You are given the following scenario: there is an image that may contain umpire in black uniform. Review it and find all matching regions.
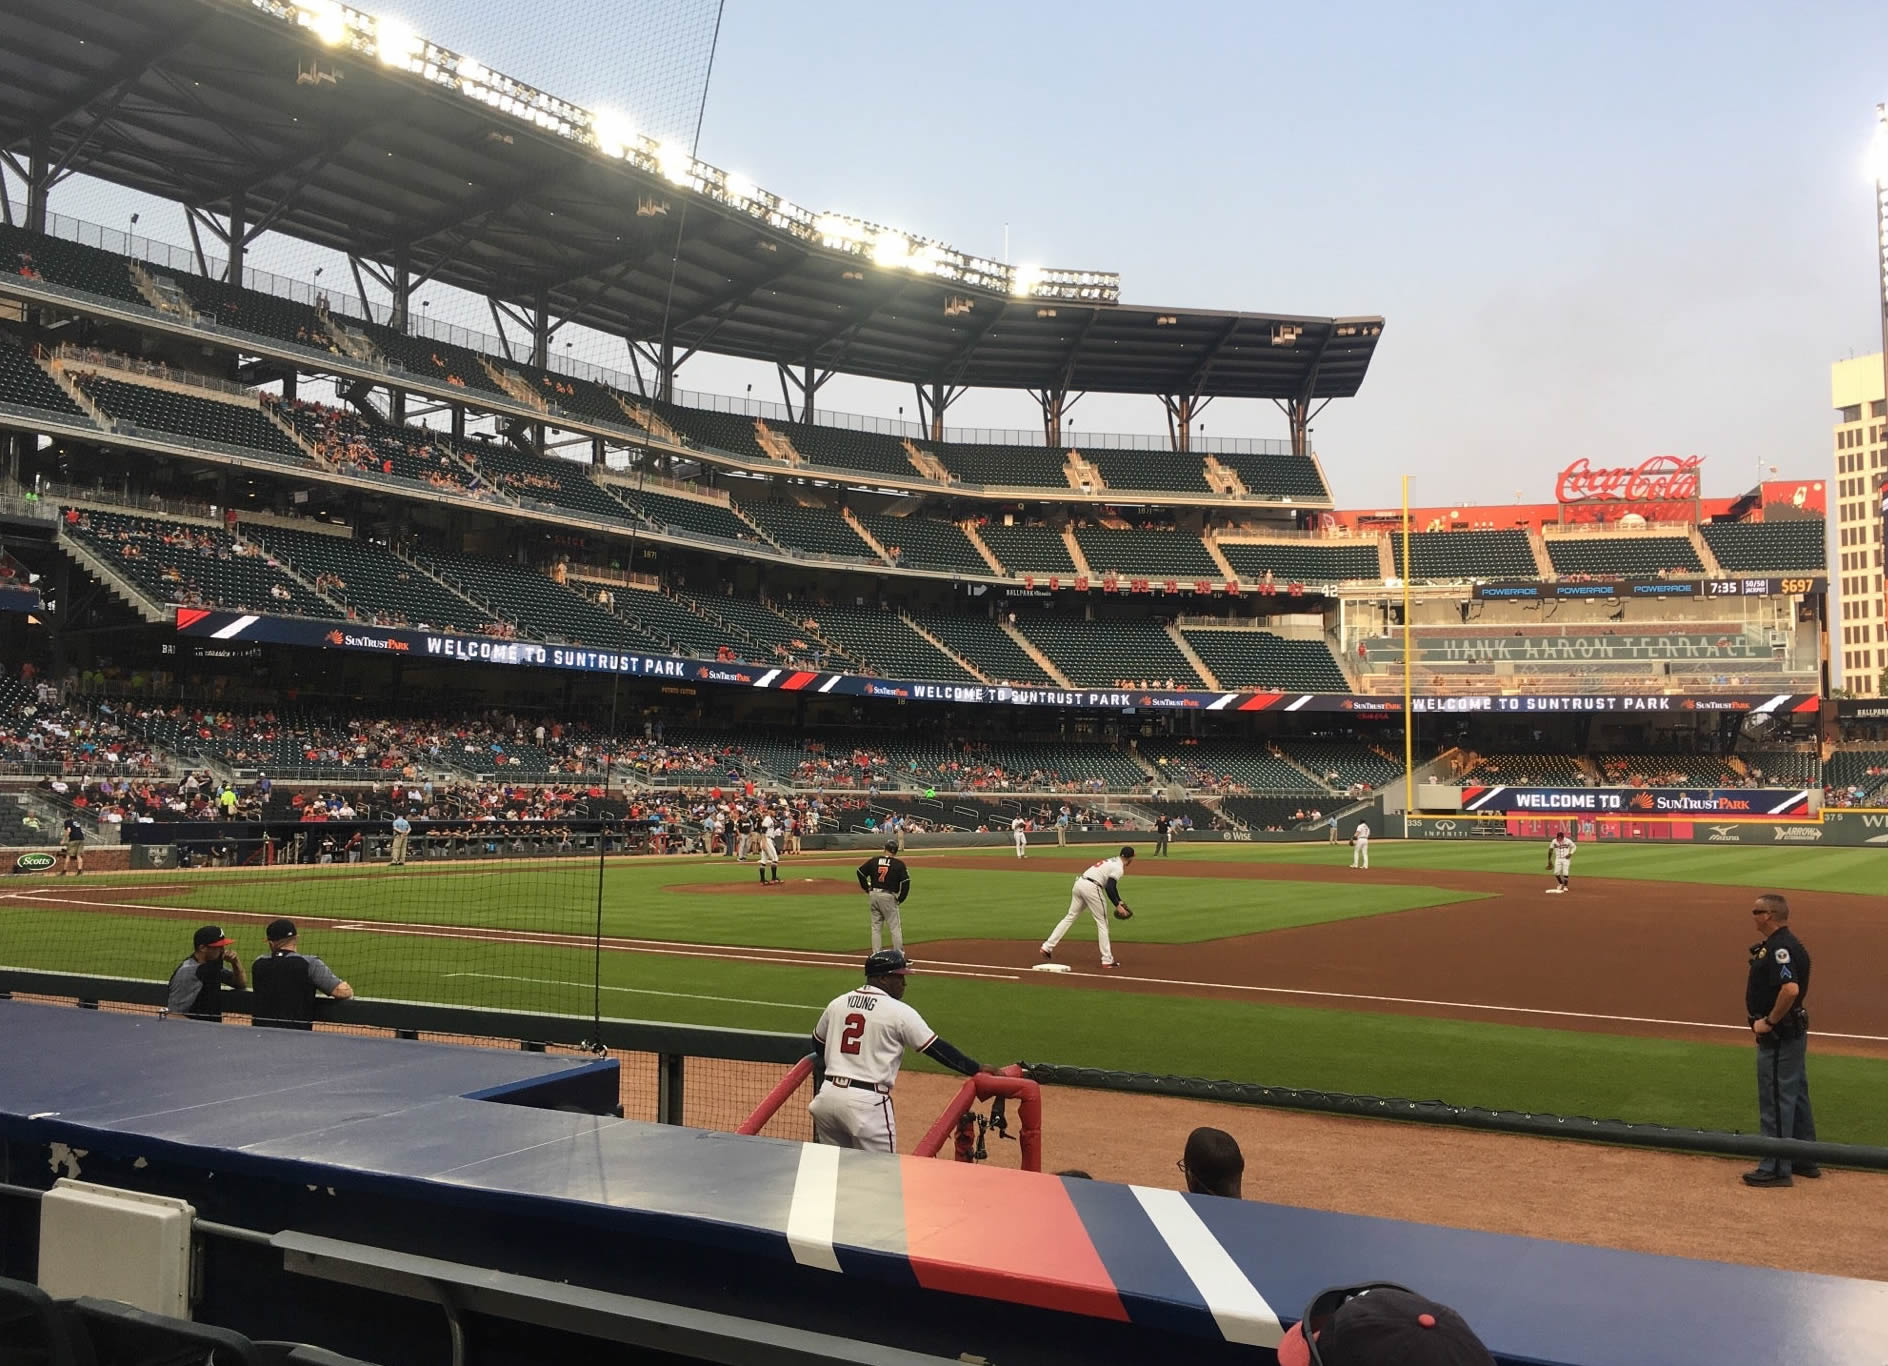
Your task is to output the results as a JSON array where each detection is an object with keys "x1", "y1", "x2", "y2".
[{"x1": 1743, "y1": 893, "x2": 1817, "y2": 1187}]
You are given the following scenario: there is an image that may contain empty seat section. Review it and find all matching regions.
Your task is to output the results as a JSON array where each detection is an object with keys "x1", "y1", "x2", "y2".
[
  {"x1": 1701, "y1": 520, "x2": 1827, "y2": 572},
  {"x1": 1279, "y1": 741, "x2": 1401, "y2": 789},
  {"x1": 937, "y1": 442, "x2": 1069, "y2": 488},
  {"x1": 618, "y1": 487, "x2": 759, "y2": 543},
  {"x1": 1019, "y1": 618, "x2": 1205, "y2": 687},
  {"x1": 74, "y1": 374, "x2": 309, "y2": 463},
  {"x1": 1221, "y1": 540, "x2": 1380, "y2": 584},
  {"x1": 1140, "y1": 739, "x2": 1324, "y2": 793},
  {"x1": 906, "y1": 611, "x2": 1052, "y2": 685},
  {"x1": 1220, "y1": 796, "x2": 1330, "y2": 828},
  {"x1": 979, "y1": 524, "x2": 1077, "y2": 575},
  {"x1": 0, "y1": 224, "x2": 144, "y2": 305},
  {"x1": 0, "y1": 343, "x2": 85, "y2": 418},
  {"x1": 1074, "y1": 528, "x2": 1220, "y2": 580},
  {"x1": 1825, "y1": 750, "x2": 1888, "y2": 804},
  {"x1": 1595, "y1": 753, "x2": 1740, "y2": 785},
  {"x1": 1085, "y1": 448, "x2": 1211, "y2": 494},
  {"x1": 518, "y1": 366, "x2": 641, "y2": 429},
  {"x1": 245, "y1": 526, "x2": 496, "y2": 633},
  {"x1": 855, "y1": 513, "x2": 989, "y2": 574},
  {"x1": 740, "y1": 501, "x2": 877, "y2": 559},
  {"x1": 1736, "y1": 751, "x2": 1818, "y2": 785},
  {"x1": 417, "y1": 549, "x2": 652, "y2": 649},
  {"x1": 1392, "y1": 530, "x2": 1537, "y2": 580},
  {"x1": 1181, "y1": 630, "x2": 1350, "y2": 692},
  {"x1": 465, "y1": 442, "x2": 630, "y2": 521},
  {"x1": 647, "y1": 402, "x2": 767, "y2": 456},
  {"x1": 679, "y1": 592, "x2": 841, "y2": 663},
  {"x1": 1463, "y1": 752, "x2": 1588, "y2": 784},
  {"x1": 360, "y1": 323, "x2": 509, "y2": 398},
  {"x1": 776, "y1": 421, "x2": 917, "y2": 479},
  {"x1": 801, "y1": 606, "x2": 977, "y2": 681},
  {"x1": 63, "y1": 509, "x2": 335, "y2": 617},
  {"x1": 611, "y1": 587, "x2": 744, "y2": 659},
  {"x1": 1217, "y1": 452, "x2": 1329, "y2": 500},
  {"x1": 170, "y1": 273, "x2": 329, "y2": 347},
  {"x1": 1545, "y1": 536, "x2": 1703, "y2": 576}
]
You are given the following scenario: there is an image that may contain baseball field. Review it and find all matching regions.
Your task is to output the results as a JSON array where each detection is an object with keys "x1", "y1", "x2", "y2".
[{"x1": 4, "y1": 839, "x2": 1886, "y2": 1142}]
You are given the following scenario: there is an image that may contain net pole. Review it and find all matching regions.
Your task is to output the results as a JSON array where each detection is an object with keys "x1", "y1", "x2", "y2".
[
  {"x1": 1402, "y1": 475, "x2": 1414, "y2": 815},
  {"x1": 591, "y1": 671, "x2": 622, "y2": 1045}
]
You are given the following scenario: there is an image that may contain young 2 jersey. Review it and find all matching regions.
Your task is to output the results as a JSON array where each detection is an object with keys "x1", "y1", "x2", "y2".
[{"x1": 814, "y1": 984, "x2": 935, "y2": 1087}]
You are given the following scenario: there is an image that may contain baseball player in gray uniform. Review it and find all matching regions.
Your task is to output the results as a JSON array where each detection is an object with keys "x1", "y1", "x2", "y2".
[{"x1": 855, "y1": 840, "x2": 911, "y2": 952}]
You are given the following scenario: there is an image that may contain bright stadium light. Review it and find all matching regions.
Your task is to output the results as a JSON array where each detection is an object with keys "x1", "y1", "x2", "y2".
[
  {"x1": 724, "y1": 173, "x2": 756, "y2": 205},
  {"x1": 375, "y1": 16, "x2": 417, "y2": 67},
  {"x1": 871, "y1": 230, "x2": 913, "y2": 269},
  {"x1": 298, "y1": 0, "x2": 347, "y2": 46},
  {"x1": 592, "y1": 110, "x2": 635, "y2": 160},
  {"x1": 655, "y1": 140, "x2": 692, "y2": 186},
  {"x1": 1011, "y1": 264, "x2": 1044, "y2": 297},
  {"x1": 458, "y1": 56, "x2": 486, "y2": 88}
]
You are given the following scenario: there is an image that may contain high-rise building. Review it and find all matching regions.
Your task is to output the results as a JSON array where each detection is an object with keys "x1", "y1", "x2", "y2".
[{"x1": 1831, "y1": 356, "x2": 1886, "y2": 695}]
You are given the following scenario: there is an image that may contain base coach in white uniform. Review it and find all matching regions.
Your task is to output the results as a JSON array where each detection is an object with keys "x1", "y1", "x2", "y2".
[
  {"x1": 808, "y1": 949, "x2": 990, "y2": 1151},
  {"x1": 1040, "y1": 846, "x2": 1134, "y2": 969},
  {"x1": 1011, "y1": 816, "x2": 1029, "y2": 859}
]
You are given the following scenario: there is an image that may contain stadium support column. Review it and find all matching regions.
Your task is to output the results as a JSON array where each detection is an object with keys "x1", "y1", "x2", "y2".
[
  {"x1": 1161, "y1": 394, "x2": 1212, "y2": 453},
  {"x1": 225, "y1": 191, "x2": 246, "y2": 289},
  {"x1": 778, "y1": 363, "x2": 832, "y2": 423},
  {"x1": 1030, "y1": 388, "x2": 1082, "y2": 447},
  {"x1": 23, "y1": 136, "x2": 50, "y2": 234},
  {"x1": 914, "y1": 382, "x2": 962, "y2": 443}
]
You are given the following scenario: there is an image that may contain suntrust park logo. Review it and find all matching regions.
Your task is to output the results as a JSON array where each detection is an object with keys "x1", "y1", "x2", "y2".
[{"x1": 326, "y1": 628, "x2": 410, "y2": 653}]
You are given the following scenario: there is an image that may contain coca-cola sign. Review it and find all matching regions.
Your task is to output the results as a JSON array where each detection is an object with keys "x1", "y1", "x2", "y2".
[{"x1": 1556, "y1": 455, "x2": 1703, "y2": 505}]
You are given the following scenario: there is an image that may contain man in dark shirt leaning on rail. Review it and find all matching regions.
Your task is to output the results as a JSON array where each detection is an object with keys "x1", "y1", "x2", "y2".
[{"x1": 251, "y1": 918, "x2": 354, "y2": 1030}]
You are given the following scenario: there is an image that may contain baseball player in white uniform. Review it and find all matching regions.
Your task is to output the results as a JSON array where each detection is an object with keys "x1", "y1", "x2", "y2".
[
  {"x1": 1040, "y1": 846, "x2": 1135, "y2": 969},
  {"x1": 1351, "y1": 822, "x2": 1370, "y2": 870},
  {"x1": 1546, "y1": 830, "x2": 1575, "y2": 894},
  {"x1": 808, "y1": 949, "x2": 990, "y2": 1151},
  {"x1": 757, "y1": 811, "x2": 782, "y2": 885},
  {"x1": 1011, "y1": 816, "x2": 1028, "y2": 859}
]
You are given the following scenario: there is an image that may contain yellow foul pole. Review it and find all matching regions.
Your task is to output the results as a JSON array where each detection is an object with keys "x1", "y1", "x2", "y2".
[{"x1": 1402, "y1": 476, "x2": 1414, "y2": 815}]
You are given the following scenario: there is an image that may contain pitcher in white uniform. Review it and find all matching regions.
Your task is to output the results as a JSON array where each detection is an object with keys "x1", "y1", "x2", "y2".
[
  {"x1": 1040, "y1": 846, "x2": 1135, "y2": 969},
  {"x1": 1351, "y1": 822, "x2": 1370, "y2": 870},
  {"x1": 807, "y1": 949, "x2": 990, "y2": 1151},
  {"x1": 1011, "y1": 816, "x2": 1029, "y2": 859}
]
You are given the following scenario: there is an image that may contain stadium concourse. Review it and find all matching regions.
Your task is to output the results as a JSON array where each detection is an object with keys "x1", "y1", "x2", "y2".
[{"x1": 0, "y1": 3, "x2": 1878, "y2": 1362}]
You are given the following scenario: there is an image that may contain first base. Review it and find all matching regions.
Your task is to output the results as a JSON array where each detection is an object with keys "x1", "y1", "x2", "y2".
[{"x1": 1031, "y1": 963, "x2": 1073, "y2": 974}]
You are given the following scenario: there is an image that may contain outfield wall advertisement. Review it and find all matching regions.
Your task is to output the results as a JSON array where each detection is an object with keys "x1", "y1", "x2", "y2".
[
  {"x1": 1459, "y1": 786, "x2": 1814, "y2": 818},
  {"x1": 1409, "y1": 810, "x2": 1888, "y2": 845},
  {"x1": 174, "y1": 608, "x2": 1820, "y2": 718}
]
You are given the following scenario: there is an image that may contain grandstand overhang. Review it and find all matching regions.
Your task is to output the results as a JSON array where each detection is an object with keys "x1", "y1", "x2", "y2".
[{"x1": 0, "y1": 0, "x2": 1382, "y2": 416}]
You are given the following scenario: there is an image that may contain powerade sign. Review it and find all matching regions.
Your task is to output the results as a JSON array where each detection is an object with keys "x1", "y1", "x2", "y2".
[
  {"x1": 1461, "y1": 786, "x2": 1813, "y2": 818},
  {"x1": 1473, "y1": 577, "x2": 1825, "y2": 601},
  {"x1": 12, "y1": 852, "x2": 55, "y2": 873}
]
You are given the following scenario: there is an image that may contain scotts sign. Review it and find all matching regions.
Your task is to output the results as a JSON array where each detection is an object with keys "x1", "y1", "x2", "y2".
[
  {"x1": 12, "y1": 852, "x2": 55, "y2": 873},
  {"x1": 1556, "y1": 455, "x2": 1704, "y2": 505}
]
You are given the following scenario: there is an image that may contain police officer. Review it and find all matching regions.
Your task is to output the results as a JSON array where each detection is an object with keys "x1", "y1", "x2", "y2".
[{"x1": 1743, "y1": 893, "x2": 1818, "y2": 1187}]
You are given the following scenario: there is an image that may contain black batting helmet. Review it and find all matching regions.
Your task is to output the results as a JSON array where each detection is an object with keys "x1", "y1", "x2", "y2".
[{"x1": 863, "y1": 949, "x2": 911, "y2": 978}]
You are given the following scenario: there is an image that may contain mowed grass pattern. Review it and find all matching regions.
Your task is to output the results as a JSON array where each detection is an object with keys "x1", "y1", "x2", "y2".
[{"x1": 3, "y1": 842, "x2": 1885, "y2": 1140}]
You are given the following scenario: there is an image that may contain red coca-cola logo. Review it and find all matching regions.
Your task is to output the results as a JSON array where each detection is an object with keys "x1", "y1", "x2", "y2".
[{"x1": 1556, "y1": 455, "x2": 1703, "y2": 504}]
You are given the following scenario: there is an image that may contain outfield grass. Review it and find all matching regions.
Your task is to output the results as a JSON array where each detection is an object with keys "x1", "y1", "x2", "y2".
[{"x1": 5, "y1": 843, "x2": 1886, "y2": 1140}]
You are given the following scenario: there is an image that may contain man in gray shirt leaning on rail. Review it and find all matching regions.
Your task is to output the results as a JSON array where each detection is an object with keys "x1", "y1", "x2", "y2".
[{"x1": 251, "y1": 918, "x2": 354, "y2": 1030}]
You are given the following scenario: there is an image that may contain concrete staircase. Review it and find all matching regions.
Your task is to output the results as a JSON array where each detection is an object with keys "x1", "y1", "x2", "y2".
[
  {"x1": 260, "y1": 400, "x2": 322, "y2": 460},
  {"x1": 479, "y1": 359, "x2": 549, "y2": 413},
  {"x1": 1687, "y1": 525, "x2": 1723, "y2": 577},
  {"x1": 899, "y1": 611, "x2": 991, "y2": 683},
  {"x1": 57, "y1": 531, "x2": 171, "y2": 624},
  {"x1": 621, "y1": 399, "x2": 680, "y2": 445},
  {"x1": 727, "y1": 502, "x2": 788, "y2": 554},
  {"x1": 128, "y1": 263, "x2": 195, "y2": 320},
  {"x1": 754, "y1": 420, "x2": 803, "y2": 466},
  {"x1": 37, "y1": 357, "x2": 111, "y2": 429},
  {"x1": 1526, "y1": 527, "x2": 1553, "y2": 578},
  {"x1": 904, "y1": 441, "x2": 953, "y2": 483},
  {"x1": 1060, "y1": 526, "x2": 1094, "y2": 578},
  {"x1": 1378, "y1": 533, "x2": 1398, "y2": 580},
  {"x1": 320, "y1": 311, "x2": 383, "y2": 366},
  {"x1": 841, "y1": 507, "x2": 895, "y2": 564},
  {"x1": 961, "y1": 522, "x2": 1005, "y2": 575},
  {"x1": 1165, "y1": 625, "x2": 1222, "y2": 690},
  {"x1": 1000, "y1": 621, "x2": 1073, "y2": 687},
  {"x1": 1203, "y1": 456, "x2": 1248, "y2": 497},
  {"x1": 1064, "y1": 450, "x2": 1103, "y2": 492},
  {"x1": 1272, "y1": 744, "x2": 1339, "y2": 794},
  {"x1": 1202, "y1": 536, "x2": 1238, "y2": 583}
]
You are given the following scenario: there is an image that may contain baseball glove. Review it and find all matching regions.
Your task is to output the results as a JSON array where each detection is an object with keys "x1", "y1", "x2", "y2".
[{"x1": 1113, "y1": 904, "x2": 1134, "y2": 921}]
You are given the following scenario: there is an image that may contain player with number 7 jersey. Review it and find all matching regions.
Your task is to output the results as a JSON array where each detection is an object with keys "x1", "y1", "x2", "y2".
[{"x1": 808, "y1": 949, "x2": 992, "y2": 1151}]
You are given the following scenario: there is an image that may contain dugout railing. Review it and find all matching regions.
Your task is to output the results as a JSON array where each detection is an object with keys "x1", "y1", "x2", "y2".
[{"x1": 3, "y1": 969, "x2": 1885, "y2": 1171}]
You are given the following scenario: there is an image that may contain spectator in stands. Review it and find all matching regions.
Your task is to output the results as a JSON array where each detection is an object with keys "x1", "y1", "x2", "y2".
[
  {"x1": 166, "y1": 925, "x2": 248, "y2": 1023},
  {"x1": 1178, "y1": 1126, "x2": 1243, "y2": 1199},
  {"x1": 1276, "y1": 1284, "x2": 1495, "y2": 1365},
  {"x1": 250, "y1": 918, "x2": 353, "y2": 1030}
]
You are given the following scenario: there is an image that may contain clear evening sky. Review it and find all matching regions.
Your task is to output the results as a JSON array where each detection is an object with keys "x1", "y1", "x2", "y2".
[{"x1": 36, "y1": 1, "x2": 1888, "y2": 507}]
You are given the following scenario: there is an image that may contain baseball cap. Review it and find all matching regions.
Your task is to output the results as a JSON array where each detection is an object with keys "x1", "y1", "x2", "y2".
[
  {"x1": 264, "y1": 918, "x2": 298, "y2": 942},
  {"x1": 1277, "y1": 1285, "x2": 1494, "y2": 1366},
  {"x1": 863, "y1": 949, "x2": 911, "y2": 977},
  {"x1": 193, "y1": 925, "x2": 233, "y2": 950}
]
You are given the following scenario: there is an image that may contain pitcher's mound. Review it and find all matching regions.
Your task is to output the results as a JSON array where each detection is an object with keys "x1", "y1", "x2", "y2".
[{"x1": 670, "y1": 880, "x2": 836, "y2": 895}]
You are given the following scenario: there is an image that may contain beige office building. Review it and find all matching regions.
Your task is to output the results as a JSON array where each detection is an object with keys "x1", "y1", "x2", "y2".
[{"x1": 1832, "y1": 356, "x2": 1886, "y2": 695}]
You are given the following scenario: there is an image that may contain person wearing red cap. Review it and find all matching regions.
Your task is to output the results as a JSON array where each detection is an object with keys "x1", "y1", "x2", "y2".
[
  {"x1": 166, "y1": 925, "x2": 248, "y2": 1023},
  {"x1": 1277, "y1": 1283, "x2": 1495, "y2": 1366}
]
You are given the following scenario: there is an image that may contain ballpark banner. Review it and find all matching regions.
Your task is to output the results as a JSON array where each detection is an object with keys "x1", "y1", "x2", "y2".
[
  {"x1": 1460, "y1": 786, "x2": 1814, "y2": 819},
  {"x1": 173, "y1": 609, "x2": 1817, "y2": 716},
  {"x1": 1473, "y1": 576, "x2": 1824, "y2": 601}
]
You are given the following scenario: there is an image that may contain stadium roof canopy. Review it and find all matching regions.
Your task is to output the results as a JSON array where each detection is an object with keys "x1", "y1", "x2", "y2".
[{"x1": 0, "y1": 0, "x2": 1383, "y2": 410}]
